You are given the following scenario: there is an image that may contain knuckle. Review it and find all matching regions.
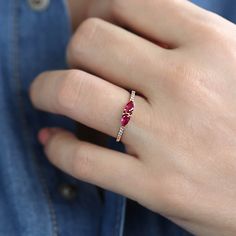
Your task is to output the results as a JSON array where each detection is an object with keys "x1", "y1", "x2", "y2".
[
  {"x1": 168, "y1": 61, "x2": 198, "y2": 99},
  {"x1": 171, "y1": 61, "x2": 192, "y2": 79},
  {"x1": 167, "y1": 57, "x2": 194, "y2": 85},
  {"x1": 193, "y1": 12, "x2": 230, "y2": 43},
  {"x1": 55, "y1": 70, "x2": 82, "y2": 111},
  {"x1": 194, "y1": 16, "x2": 236, "y2": 60},
  {"x1": 200, "y1": 24, "x2": 223, "y2": 42},
  {"x1": 203, "y1": 26, "x2": 235, "y2": 53},
  {"x1": 67, "y1": 18, "x2": 101, "y2": 65}
]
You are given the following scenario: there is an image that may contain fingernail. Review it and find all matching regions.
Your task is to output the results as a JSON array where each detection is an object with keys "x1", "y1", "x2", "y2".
[{"x1": 38, "y1": 128, "x2": 52, "y2": 145}]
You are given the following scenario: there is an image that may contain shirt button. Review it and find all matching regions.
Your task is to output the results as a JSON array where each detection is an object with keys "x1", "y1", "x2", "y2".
[
  {"x1": 59, "y1": 184, "x2": 77, "y2": 200},
  {"x1": 28, "y1": 0, "x2": 50, "y2": 11}
]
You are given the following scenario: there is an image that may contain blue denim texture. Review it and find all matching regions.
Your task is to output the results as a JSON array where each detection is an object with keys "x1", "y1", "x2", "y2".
[{"x1": 0, "y1": 0, "x2": 235, "y2": 235}]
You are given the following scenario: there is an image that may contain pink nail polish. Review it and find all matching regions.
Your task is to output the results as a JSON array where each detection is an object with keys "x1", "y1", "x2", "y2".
[{"x1": 38, "y1": 128, "x2": 51, "y2": 145}]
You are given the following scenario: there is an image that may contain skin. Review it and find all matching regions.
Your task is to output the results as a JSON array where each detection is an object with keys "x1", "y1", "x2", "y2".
[
  {"x1": 30, "y1": 0, "x2": 236, "y2": 235},
  {"x1": 67, "y1": 0, "x2": 91, "y2": 30}
]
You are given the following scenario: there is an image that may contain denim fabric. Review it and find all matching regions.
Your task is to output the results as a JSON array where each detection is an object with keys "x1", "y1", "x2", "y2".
[{"x1": 0, "y1": 0, "x2": 235, "y2": 235}]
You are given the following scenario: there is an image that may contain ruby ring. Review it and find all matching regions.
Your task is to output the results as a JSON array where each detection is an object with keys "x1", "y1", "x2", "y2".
[{"x1": 116, "y1": 90, "x2": 136, "y2": 142}]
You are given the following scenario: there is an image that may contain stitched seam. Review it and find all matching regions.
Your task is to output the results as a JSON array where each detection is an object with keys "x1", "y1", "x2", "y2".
[
  {"x1": 116, "y1": 197, "x2": 122, "y2": 236},
  {"x1": 12, "y1": 1, "x2": 59, "y2": 235},
  {"x1": 61, "y1": 0, "x2": 73, "y2": 36},
  {"x1": 118, "y1": 197, "x2": 126, "y2": 236},
  {"x1": 114, "y1": 196, "x2": 125, "y2": 236}
]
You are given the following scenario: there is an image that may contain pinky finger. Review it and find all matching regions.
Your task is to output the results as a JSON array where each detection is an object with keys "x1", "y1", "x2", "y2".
[{"x1": 39, "y1": 127, "x2": 144, "y2": 200}]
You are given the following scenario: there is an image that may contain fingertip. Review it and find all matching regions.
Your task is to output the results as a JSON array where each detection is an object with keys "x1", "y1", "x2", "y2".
[
  {"x1": 38, "y1": 128, "x2": 52, "y2": 145},
  {"x1": 38, "y1": 127, "x2": 70, "y2": 146}
]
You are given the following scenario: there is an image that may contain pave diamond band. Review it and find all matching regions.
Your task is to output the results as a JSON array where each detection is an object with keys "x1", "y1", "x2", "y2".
[{"x1": 116, "y1": 90, "x2": 136, "y2": 142}]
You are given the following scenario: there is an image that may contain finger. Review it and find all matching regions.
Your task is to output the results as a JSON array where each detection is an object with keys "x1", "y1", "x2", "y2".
[
  {"x1": 89, "y1": 0, "x2": 207, "y2": 46},
  {"x1": 30, "y1": 70, "x2": 149, "y2": 145},
  {"x1": 67, "y1": 18, "x2": 167, "y2": 95},
  {"x1": 40, "y1": 127, "x2": 144, "y2": 200}
]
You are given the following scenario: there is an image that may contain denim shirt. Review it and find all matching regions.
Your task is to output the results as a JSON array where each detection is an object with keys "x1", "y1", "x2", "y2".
[{"x1": 0, "y1": 1, "x2": 235, "y2": 236}]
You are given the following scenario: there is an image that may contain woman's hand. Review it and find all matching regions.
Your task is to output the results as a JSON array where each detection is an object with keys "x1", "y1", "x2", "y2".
[{"x1": 30, "y1": 1, "x2": 236, "y2": 235}]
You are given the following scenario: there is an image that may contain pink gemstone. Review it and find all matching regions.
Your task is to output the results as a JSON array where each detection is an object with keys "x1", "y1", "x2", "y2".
[
  {"x1": 124, "y1": 101, "x2": 134, "y2": 114},
  {"x1": 121, "y1": 115, "x2": 130, "y2": 126}
]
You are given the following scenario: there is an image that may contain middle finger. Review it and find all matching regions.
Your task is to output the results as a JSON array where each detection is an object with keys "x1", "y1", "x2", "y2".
[{"x1": 67, "y1": 18, "x2": 169, "y2": 97}]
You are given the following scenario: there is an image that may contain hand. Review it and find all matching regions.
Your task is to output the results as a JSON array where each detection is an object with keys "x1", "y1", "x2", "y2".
[
  {"x1": 67, "y1": 0, "x2": 111, "y2": 30},
  {"x1": 30, "y1": 1, "x2": 236, "y2": 235},
  {"x1": 67, "y1": 0, "x2": 92, "y2": 30}
]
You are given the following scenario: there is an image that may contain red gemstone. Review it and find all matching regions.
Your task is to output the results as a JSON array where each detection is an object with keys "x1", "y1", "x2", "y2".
[
  {"x1": 120, "y1": 101, "x2": 134, "y2": 126},
  {"x1": 121, "y1": 115, "x2": 130, "y2": 126},
  {"x1": 124, "y1": 101, "x2": 134, "y2": 114}
]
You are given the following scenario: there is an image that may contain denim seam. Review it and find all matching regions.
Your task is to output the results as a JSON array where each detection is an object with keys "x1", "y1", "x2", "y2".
[
  {"x1": 11, "y1": 1, "x2": 59, "y2": 235},
  {"x1": 119, "y1": 197, "x2": 126, "y2": 236},
  {"x1": 114, "y1": 196, "x2": 126, "y2": 236},
  {"x1": 61, "y1": 0, "x2": 73, "y2": 38},
  {"x1": 113, "y1": 196, "x2": 120, "y2": 236}
]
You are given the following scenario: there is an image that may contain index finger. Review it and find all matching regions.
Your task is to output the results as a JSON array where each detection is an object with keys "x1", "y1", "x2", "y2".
[{"x1": 90, "y1": 0, "x2": 207, "y2": 46}]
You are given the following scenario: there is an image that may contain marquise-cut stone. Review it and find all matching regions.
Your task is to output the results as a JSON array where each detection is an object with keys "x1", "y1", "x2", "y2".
[
  {"x1": 124, "y1": 101, "x2": 134, "y2": 114},
  {"x1": 121, "y1": 115, "x2": 130, "y2": 126},
  {"x1": 120, "y1": 101, "x2": 134, "y2": 126}
]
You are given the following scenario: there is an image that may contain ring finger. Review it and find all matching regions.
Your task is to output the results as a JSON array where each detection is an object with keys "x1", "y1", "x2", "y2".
[{"x1": 30, "y1": 69, "x2": 150, "y2": 145}]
